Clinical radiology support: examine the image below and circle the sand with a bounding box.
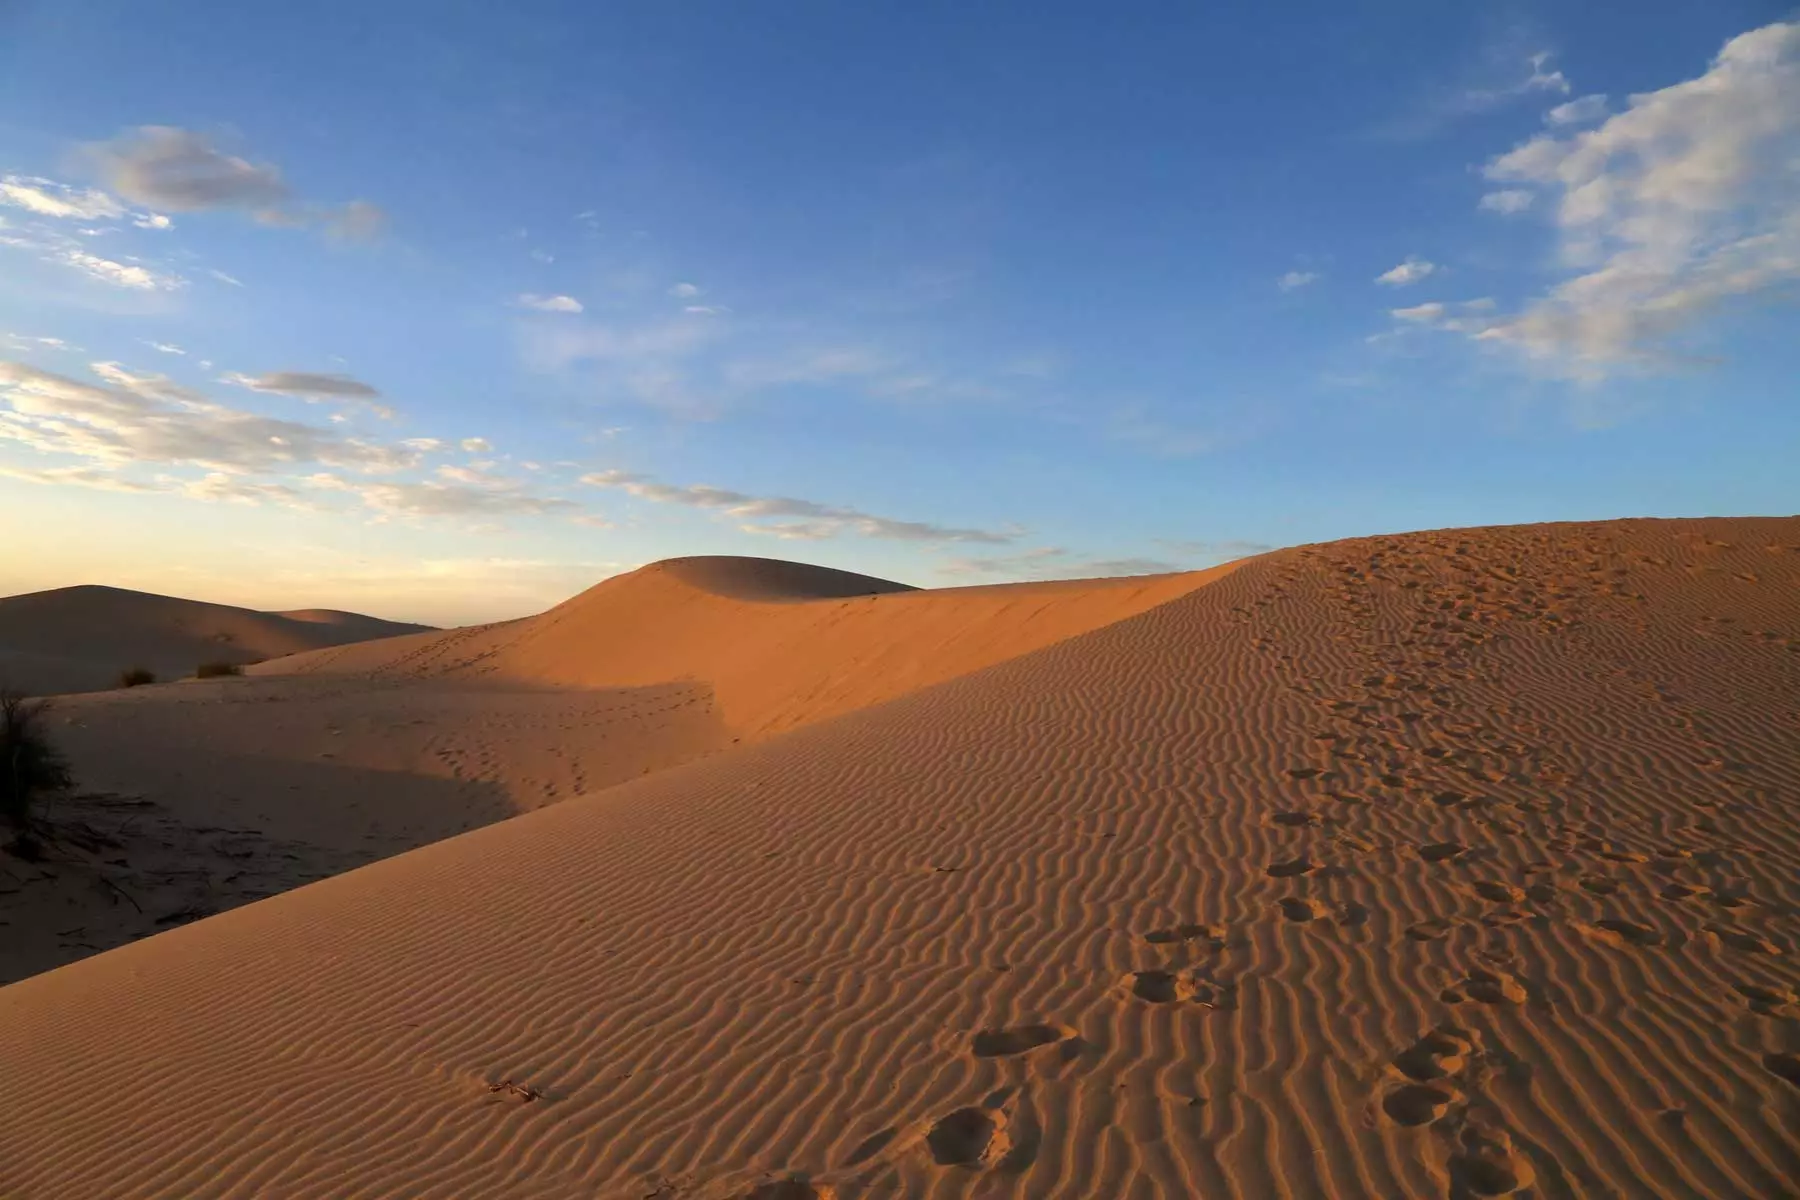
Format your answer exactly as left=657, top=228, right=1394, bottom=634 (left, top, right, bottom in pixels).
left=2, top=519, right=1798, bottom=1198
left=0, top=583, right=432, bottom=697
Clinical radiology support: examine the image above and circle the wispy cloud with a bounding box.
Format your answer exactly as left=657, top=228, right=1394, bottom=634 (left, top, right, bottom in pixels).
left=222, top=370, right=392, bottom=418
left=515, top=293, right=584, bottom=314
left=580, top=467, right=1017, bottom=544
left=1376, top=256, right=1438, bottom=286
left=1467, top=20, right=1800, bottom=376
left=1478, top=189, right=1534, bottom=215
left=1, top=175, right=127, bottom=221
left=0, top=360, right=416, bottom=476
left=1277, top=270, right=1320, bottom=291
left=308, top=473, right=578, bottom=519
left=1545, top=94, right=1608, bottom=126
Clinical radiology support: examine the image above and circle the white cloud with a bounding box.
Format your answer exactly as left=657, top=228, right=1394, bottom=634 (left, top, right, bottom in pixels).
left=1391, top=302, right=1448, bottom=323
left=0, top=176, right=125, bottom=221
left=1479, top=189, right=1534, bottom=215
left=460, top=437, right=492, bottom=453
left=579, top=468, right=1017, bottom=544
left=1546, top=94, right=1609, bottom=126
left=55, top=247, right=183, bottom=290
left=515, top=293, right=584, bottom=314
left=683, top=304, right=728, bottom=316
left=1376, top=256, right=1438, bottom=286
left=530, top=248, right=554, bottom=264
left=223, top=370, right=380, bottom=399
left=1474, top=20, right=1800, bottom=374
left=669, top=282, right=702, bottom=298
left=144, top=341, right=187, bottom=356
left=937, top=547, right=1191, bottom=580
left=133, top=212, right=173, bottom=230
left=309, top=473, right=577, bottom=520
left=208, top=268, right=244, bottom=287
left=0, top=360, right=416, bottom=476
left=1277, top=270, right=1320, bottom=291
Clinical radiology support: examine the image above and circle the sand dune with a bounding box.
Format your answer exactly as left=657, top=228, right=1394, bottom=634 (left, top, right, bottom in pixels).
left=0, top=583, right=433, bottom=697
left=3, top=519, right=1799, bottom=1198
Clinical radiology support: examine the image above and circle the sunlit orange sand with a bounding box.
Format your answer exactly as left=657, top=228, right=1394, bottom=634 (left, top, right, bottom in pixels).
left=2, top=517, right=1797, bottom=1198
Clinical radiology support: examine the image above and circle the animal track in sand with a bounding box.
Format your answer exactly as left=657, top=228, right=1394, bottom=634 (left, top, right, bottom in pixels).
left=1472, top=882, right=1524, bottom=903
left=1279, top=897, right=1331, bottom=922
left=971, top=1025, right=1070, bottom=1058
left=1419, top=842, right=1467, bottom=863
left=1578, top=876, right=1621, bottom=896
left=1406, top=918, right=1455, bottom=942
left=1268, top=811, right=1320, bottom=827
left=1265, top=856, right=1317, bottom=878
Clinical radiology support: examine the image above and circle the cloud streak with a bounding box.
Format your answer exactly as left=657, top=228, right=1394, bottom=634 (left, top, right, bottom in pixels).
left=580, top=468, right=1016, bottom=544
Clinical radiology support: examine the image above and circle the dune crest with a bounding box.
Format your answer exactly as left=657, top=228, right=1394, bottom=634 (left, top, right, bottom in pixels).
left=3, top=519, right=1798, bottom=1198
left=0, top=583, right=432, bottom=696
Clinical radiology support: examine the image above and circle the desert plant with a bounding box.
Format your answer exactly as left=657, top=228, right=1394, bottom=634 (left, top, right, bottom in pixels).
left=194, top=660, right=243, bottom=679
left=1, top=690, right=72, bottom=857
left=117, top=666, right=157, bottom=688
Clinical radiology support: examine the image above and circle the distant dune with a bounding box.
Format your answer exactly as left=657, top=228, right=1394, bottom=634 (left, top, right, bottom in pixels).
left=0, top=584, right=434, bottom=696
left=2, top=520, right=1798, bottom=1199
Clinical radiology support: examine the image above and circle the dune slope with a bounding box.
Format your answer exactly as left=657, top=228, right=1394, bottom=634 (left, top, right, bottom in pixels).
left=3, top=518, right=1799, bottom=1199
left=0, top=584, right=432, bottom=696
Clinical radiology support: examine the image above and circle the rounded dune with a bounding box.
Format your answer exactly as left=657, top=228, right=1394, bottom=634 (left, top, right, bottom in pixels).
left=3, top=518, right=1799, bottom=1198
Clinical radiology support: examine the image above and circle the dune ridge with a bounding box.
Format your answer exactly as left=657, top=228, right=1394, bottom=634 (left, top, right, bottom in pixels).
left=2, top=518, right=1798, bottom=1198
left=0, top=583, right=433, bottom=696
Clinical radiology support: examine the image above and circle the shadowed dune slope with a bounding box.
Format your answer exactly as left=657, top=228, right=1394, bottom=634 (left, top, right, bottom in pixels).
left=4, top=518, right=1800, bottom=1199
left=0, top=584, right=433, bottom=695
left=262, top=555, right=1224, bottom=743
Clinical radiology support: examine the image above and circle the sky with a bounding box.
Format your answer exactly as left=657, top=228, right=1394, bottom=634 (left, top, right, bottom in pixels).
left=0, top=1, right=1795, bottom=626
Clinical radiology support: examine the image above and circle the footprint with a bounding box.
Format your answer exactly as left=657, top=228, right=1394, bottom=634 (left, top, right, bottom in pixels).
left=1444, top=969, right=1528, bottom=1005
left=926, top=1106, right=1010, bottom=1168
left=1382, top=1082, right=1457, bottom=1127
left=1406, top=918, right=1454, bottom=942
left=1578, top=876, right=1621, bottom=896
left=1269, top=811, right=1320, bottom=827
left=1420, top=842, right=1467, bottom=863
left=1705, top=926, right=1782, bottom=955
left=739, top=1181, right=835, bottom=1200
left=1143, top=923, right=1224, bottom=946
left=1287, top=767, right=1322, bottom=780
left=971, top=1025, right=1069, bottom=1058
left=1765, top=1053, right=1800, bottom=1088
left=1266, top=856, right=1317, bottom=878
left=1394, top=1027, right=1480, bottom=1081
left=1659, top=883, right=1710, bottom=901
left=1279, top=898, right=1330, bottom=923
left=1473, top=882, right=1524, bottom=903
left=1735, top=983, right=1799, bottom=1016
left=1590, top=918, right=1664, bottom=947
left=1127, top=970, right=1220, bottom=1006
left=1449, top=1129, right=1536, bottom=1196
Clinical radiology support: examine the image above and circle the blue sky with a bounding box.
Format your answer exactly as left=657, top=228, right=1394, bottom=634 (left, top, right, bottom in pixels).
left=0, top=1, right=1795, bottom=625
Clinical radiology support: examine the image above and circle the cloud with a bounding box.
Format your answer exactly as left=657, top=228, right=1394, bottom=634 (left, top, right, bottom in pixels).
left=0, top=463, right=161, bottom=494
left=669, top=282, right=702, bottom=298
left=223, top=370, right=380, bottom=399
left=515, top=293, right=584, bottom=314
left=580, top=468, right=1016, bottom=544
left=1153, top=537, right=1275, bottom=559
left=309, top=473, right=577, bottom=520
left=144, top=341, right=187, bottom=356
left=1376, top=256, right=1438, bottom=286
left=1545, top=94, right=1608, bottom=126
left=54, top=246, right=183, bottom=290
left=88, top=127, right=289, bottom=211
left=85, top=126, right=382, bottom=238
left=0, top=360, right=416, bottom=476
left=1391, top=302, right=1448, bottom=323
left=0, top=176, right=125, bottom=221
left=683, top=304, right=728, bottom=316
left=1479, top=189, right=1534, bottom=215
left=1277, top=270, right=1320, bottom=291
left=1380, top=43, right=1573, bottom=139
left=208, top=268, right=244, bottom=287
left=938, top=548, right=1189, bottom=580
left=1473, top=20, right=1800, bottom=375
left=459, top=437, right=492, bottom=453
